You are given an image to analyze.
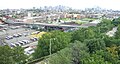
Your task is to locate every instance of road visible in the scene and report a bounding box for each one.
[7,22,90,28]
[90,20,101,24]
[106,27,117,37]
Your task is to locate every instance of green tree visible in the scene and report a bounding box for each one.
[69,41,89,64]
[49,41,89,64]
[112,17,120,26]
[83,53,112,64]
[34,30,71,59]
[0,46,27,64]
[95,50,120,64]
[71,28,95,42]
[12,47,28,63]
[84,38,106,53]
[49,47,72,64]
[97,19,114,33]
[0,46,15,64]
[115,25,120,39]
[103,35,114,47]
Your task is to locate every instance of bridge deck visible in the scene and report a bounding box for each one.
[7,22,89,28]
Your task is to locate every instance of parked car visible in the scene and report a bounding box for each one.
[6,36,13,40]
[31,31,40,35]
[10,43,16,47]
[11,26,18,29]
[18,41,25,45]
[18,33,22,36]
[15,42,21,46]
[34,37,38,41]
[16,26,21,28]
[30,37,38,41]
[22,40,30,44]
[13,34,19,37]
[3,28,8,30]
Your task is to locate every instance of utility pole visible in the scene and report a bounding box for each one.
[45,38,56,64]
[49,39,52,56]
[49,38,56,56]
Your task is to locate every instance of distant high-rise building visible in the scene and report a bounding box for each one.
[28,12,32,17]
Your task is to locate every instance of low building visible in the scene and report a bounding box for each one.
[0,19,4,24]
[86,14,103,19]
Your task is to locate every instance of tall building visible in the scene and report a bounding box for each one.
[28,12,32,17]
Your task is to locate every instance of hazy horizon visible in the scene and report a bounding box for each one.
[0,0,120,10]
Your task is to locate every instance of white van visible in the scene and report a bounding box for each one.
[24,47,35,55]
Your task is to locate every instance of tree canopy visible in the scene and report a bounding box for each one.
[33,30,71,59]
[49,41,89,64]
[33,19,120,64]
[0,46,28,64]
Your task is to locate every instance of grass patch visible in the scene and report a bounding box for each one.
[74,20,87,24]
[60,18,71,21]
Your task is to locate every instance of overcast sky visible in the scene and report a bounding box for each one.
[0,0,120,10]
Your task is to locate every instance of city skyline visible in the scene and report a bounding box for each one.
[0,0,120,10]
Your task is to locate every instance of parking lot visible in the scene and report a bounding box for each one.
[0,25,38,47]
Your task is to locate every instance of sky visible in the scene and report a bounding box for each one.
[0,0,120,10]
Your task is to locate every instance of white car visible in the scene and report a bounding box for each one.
[18,33,22,36]
[10,43,16,48]
[16,26,21,28]
[13,34,19,37]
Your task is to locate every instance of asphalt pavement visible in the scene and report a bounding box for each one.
[0,27,36,46]
[106,27,117,37]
